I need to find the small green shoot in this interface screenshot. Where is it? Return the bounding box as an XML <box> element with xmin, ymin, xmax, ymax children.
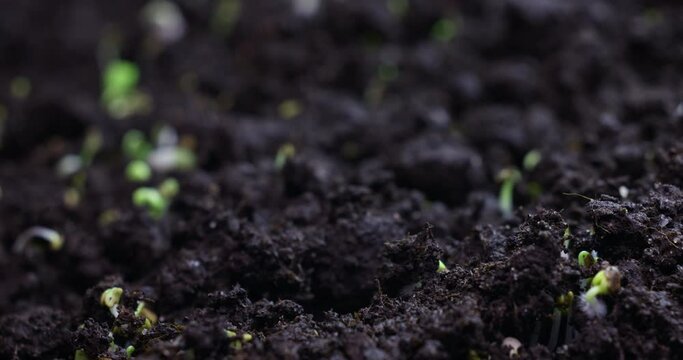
<box><xmin>13</xmin><ymin>226</ymin><xmax>64</xmax><ymax>254</ymax></box>
<box><xmin>126</xmin><ymin>160</ymin><xmax>152</xmax><ymax>182</ymax></box>
<box><xmin>148</xmin><ymin>146</ymin><xmax>196</xmax><ymax>172</ymax></box>
<box><xmin>431</xmin><ymin>17</ymin><xmax>459</xmax><ymax>43</ymax></box>
<box><xmin>126</xmin><ymin>345</ymin><xmax>135</xmax><ymax>358</ymax></box>
<box><xmin>159</xmin><ymin>178</ymin><xmax>180</xmax><ymax>199</ymax></box>
<box><xmin>278</xmin><ymin>99</ymin><xmax>302</xmax><ymax>119</ymax></box>
<box><xmin>522</xmin><ymin>150</ymin><xmax>542</xmax><ymax>171</ymax></box>
<box><xmin>101</xmin><ymin>60</ymin><xmax>151</xmax><ymax>118</ymax></box>
<box><xmin>562</xmin><ymin>227</ymin><xmax>571</xmax><ymax>248</ymax></box>
<box><xmin>274</xmin><ymin>143</ymin><xmax>296</xmax><ymax>170</ymax></box>
<box><xmin>225</xmin><ymin>329</ymin><xmax>253</xmax><ymax>350</ymax></box>
<box><xmin>100</xmin><ymin>287</ymin><xmax>124</xmax><ymax>318</ymax></box>
<box><xmin>133</xmin><ymin>178</ymin><xmax>180</xmax><ymax>219</ymax></box>
<box><xmin>497</xmin><ymin>168</ymin><xmax>521</xmax><ymax>217</ymax></box>
<box><xmin>133</xmin><ymin>187</ymin><xmax>166</xmax><ymax>219</ymax></box>
<box><xmin>74</xmin><ymin>349</ymin><xmax>88</xmax><ymax>360</ymax></box>
<box><xmin>577</xmin><ymin>250</ymin><xmax>595</xmax><ymax>268</ymax></box>
<box><xmin>580</xmin><ymin>266</ymin><xmax>621</xmax><ymax>317</ymax></box>
<box><xmin>437</xmin><ymin>260</ymin><xmax>448</xmax><ymax>273</ymax></box>
<box><xmin>10</xmin><ymin>76</ymin><xmax>31</xmax><ymax>99</ymax></box>
<box><xmin>122</xmin><ymin>130</ymin><xmax>153</xmax><ymax>160</ymax></box>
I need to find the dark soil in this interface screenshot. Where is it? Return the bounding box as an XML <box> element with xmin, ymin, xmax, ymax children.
<box><xmin>1</xmin><ymin>0</ymin><xmax>683</xmax><ymax>359</ymax></box>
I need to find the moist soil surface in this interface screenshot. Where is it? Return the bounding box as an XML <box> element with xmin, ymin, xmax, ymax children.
<box><xmin>1</xmin><ymin>0</ymin><xmax>683</xmax><ymax>359</ymax></box>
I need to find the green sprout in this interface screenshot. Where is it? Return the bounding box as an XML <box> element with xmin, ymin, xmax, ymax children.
<box><xmin>431</xmin><ymin>17</ymin><xmax>459</xmax><ymax>43</ymax></box>
<box><xmin>126</xmin><ymin>160</ymin><xmax>152</xmax><ymax>182</ymax></box>
<box><xmin>562</xmin><ymin>227</ymin><xmax>571</xmax><ymax>248</ymax></box>
<box><xmin>126</xmin><ymin>345</ymin><xmax>135</xmax><ymax>358</ymax></box>
<box><xmin>74</xmin><ymin>349</ymin><xmax>88</xmax><ymax>360</ymax></box>
<box><xmin>158</xmin><ymin>178</ymin><xmax>180</xmax><ymax>198</ymax></box>
<box><xmin>56</xmin><ymin>128</ymin><xmax>103</xmax><ymax>208</ymax></box>
<box><xmin>522</xmin><ymin>150</ymin><xmax>542</xmax><ymax>171</ymax></box>
<box><xmin>133</xmin><ymin>178</ymin><xmax>180</xmax><ymax>219</ymax></box>
<box><xmin>133</xmin><ymin>187</ymin><xmax>166</xmax><ymax>219</ymax></box>
<box><xmin>10</xmin><ymin>76</ymin><xmax>31</xmax><ymax>99</ymax></box>
<box><xmin>580</xmin><ymin>266</ymin><xmax>621</xmax><ymax>317</ymax></box>
<box><xmin>13</xmin><ymin>226</ymin><xmax>64</xmax><ymax>254</ymax></box>
<box><xmin>100</xmin><ymin>287</ymin><xmax>124</xmax><ymax>318</ymax></box>
<box><xmin>226</xmin><ymin>329</ymin><xmax>254</xmax><ymax>350</ymax></box>
<box><xmin>437</xmin><ymin>260</ymin><xmax>449</xmax><ymax>273</ymax></box>
<box><xmin>135</xmin><ymin>301</ymin><xmax>158</xmax><ymax>329</ymax></box>
<box><xmin>497</xmin><ymin>168</ymin><xmax>521</xmax><ymax>217</ymax></box>
<box><xmin>577</xmin><ymin>250</ymin><xmax>595</xmax><ymax>268</ymax></box>
<box><xmin>122</xmin><ymin>130</ymin><xmax>153</xmax><ymax>160</ymax></box>
<box><xmin>101</xmin><ymin>60</ymin><xmax>151</xmax><ymax>119</ymax></box>
<box><xmin>274</xmin><ymin>143</ymin><xmax>296</xmax><ymax>170</ymax></box>
<box><xmin>278</xmin><ymin>99</ymin><xmax>302</xmax><ymax>119</ymax></box>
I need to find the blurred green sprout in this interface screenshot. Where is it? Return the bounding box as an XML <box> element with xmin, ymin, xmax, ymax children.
<box><xmin>274</xmin><ymin>143</ymin><xmax>296</xmax><ymax>170</ymax></box>
<box><xmin>212</xmin><ymin>0</ymin><xmax>241</xmax><ymax>37</ymax></box>
<box><xmin>101</xmin><ymin>60</ymin><xmax>152</xmax><ymax>118</ymax></box>
<box><xmin>13</xmin><ymin>226</ymin><xmax>64</xmax><ymax>254</ymax></box>
<box><xmin>126</xmin><ymin>160</ymin><xmax>152</xmax><ymax>182</ymax></box>
<box><xmin>497</xmin><ymin>168</ymin><xmax>521</xmax><ymax>217</ymax></box>
<box><xmin>133</xmin><ymin>178</ymin><xmax>180</xmax><ymax>219</ymax></box>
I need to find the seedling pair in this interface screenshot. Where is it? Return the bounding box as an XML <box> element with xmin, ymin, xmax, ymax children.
<box><xmin>496</xmin><ymin>150</ymin><xmax>543</xmax><ymax>217</ymax></box>
<box><xmin>225</xmin><ymin>329</ymin><xmax>254</xmax><ymax>350</ymax></box>
<box><xmin>133</xmin><ymin>178</ymin><xmax>180</xmax><ymax>219</ymax></box>
<box><xmin>122</xmin><ymin>128</ymin><xmax>196</xmax><ymax>182</ymax></box>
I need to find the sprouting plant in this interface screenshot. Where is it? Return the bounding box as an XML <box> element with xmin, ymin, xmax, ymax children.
<box><xmin>101</xmin><ymin>60</ymin><xmax>151</xmax><ymax>119</ymax></box>
<box><xmin>437</xmin><ymin>260</ymin><xmax>448</xmax><ymax>273</ymax></box>
<box><xmin>125</xmin><ymin>345</ymin><xmax>135</xmax><ymax>358</ymax></box>
<box><xmin>577</xmin><ymin>250</ymin><xmax>595</xmax><ymax>268</ymax></box>
<box><xmin>135</xmin><ymin>301</ymin><xmax>158</xmax><ymax>330</ymax></box>
<box><xmin>133</xmin><ymin>187</ymin><xmax>166</xmax><ymax>219</ymax></box>
<box><xmin>501</xmin><ymin>337</ymin><xmax>522</xmax><ymax>358</ymax></box>
<box><xmin>126</xmin><ymin>160</ymin><xmax>152</xmax><ymax>182</ymax></box>
<box><xmin>133</xmin><ymin>178</ymin><xmax>180</xmax><ymax>219</ymax></box>
<box><xmin>122</xmin><ymin>130</ymin><xmax>153</xmax><ymax>160</ymax></box>
<box><xmin>13</xmin><ymin>226</ymin><xmax>64</xmax><ymax>254</ymax></box>
<box><xmin>147</xmin><ymin>146</ymin><xmax>196</xmax><ymax>172</ymax></box>
<box><xmin>274</xmin><ymin>143</ymin><xmax>296</xmax><ymax>170</ymax></box>
<box><xmin>497</xmin><ymin>168</ymin><xmax>521</xmax><ymax>217</ymax></box>
<box><xmin>55</xmin><ymin>128</ymin><xmax>103</xmax><ymax>207</ymax></box>
<box><xmin>562</xmin><ymin>227</ymin><xmax>571</xmax><ymax>248</ymax></box>
<box><xmin>278</xmin><ymin>99</ymin><xmax>302</xmax><ymax>119</ymax></box>
<box><xmin>226</xmin><ymin>329</ymin><xmax>254</xmax><ymax>350</ymax></box>
<box><xmin>580</xmin><ymin>266</ymin><xmax>621</xmax><ymax>318</ymax></box>
<box><xmin>100</xmin><ymin>287</ymin><xmax>124</xmax><ymax>318</ymax></box>
<box><xmin>74</xmin><ymin>349</ymin><xmax>88</xmax><ymax>360</ymax></box>
<box><xmin>522</xmin><ymin>150</ymin><xmax>542</xmax><ymax>171</ymax></box>
<box><xmin>158</xmin><ymin>178</ymin><xmax>180</xmax><ymax>198</ymax></box>
<box><xmin>431</xmin><ymin>17</ymin><xmax>459</xmax><ymax>43</ymax></box>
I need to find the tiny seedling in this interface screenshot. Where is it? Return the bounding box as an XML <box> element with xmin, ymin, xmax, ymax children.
<box><xmin>226</xmin><ymin>329</ymin><xmax>254</xmax><ymax>350</ymax></box>
<box><xmin>74</xmin><ymin>349</ymin><xmax>88</xmax><ymax>360</ymax></box>
<box><xmin>126</xmin><ymin>160</ymin><xmax>152</xmax><ymax>182</ymax></box>
<box><xmin>274</xmin><ymin>143</ymin><xmax>296</xmax><ymax>170</ymax></box>
<box><xmin>101</xmin><ymin>60</ymin><xmax>151</xmax><ymax>118</ymax></box>
<box><xmin>148</xmin><ymin>146</ymin><xmax>196</xmax><ymax>172</ymax></box>
<box><xmin>522</xmin><ymin>150</ymin><xmax>542</xmax><ymax>171</ymax></box>
<box><xmin>577</xmin><ymin>251</ymin><xmax>595</xmax><ymax>268</ymax></box>
<box><xmin>562</xmin><ymin>227</ymin><xmax>571</xmax><ymax>248</ymax></box>
<box><xmin>135</xmin><ymin>301</ymin><xmax>158</xmax><ymax>330</ymax></box>
<box><xmin>133</xmin><ymin>178</ymin><xmax>180</xmax><ymax>219</ymax></box>
<box><xmin>13</xmin><ymin>226</ymin><xmax>64</xmax><ymax>254</ymax></box>
<box><xmin>122</xmin><ymin>130</ymin><xmax>153</xmax><ymax>160</ymax></box>
<box><xmin>497</xmin><ymin>168</ymin><xmax>521</xmax><ymax>217</ymax></box>
<box><xmin>580</xmin><ymin>266</ymin><xmax>621</xmax><ymax>317</ymax></box>
<box><xmin>278</xmin><ymin>99</ymin><xmax>302</xmax><ymax>119</ymax></box>
<box><xmin>100</xmin><ymin>287</ymin><xmax>124</xmax><ymax>318</ymax></box>
<box><xmin>437</xmin><ymin>260</ymin><xmax>448</xmax><ymax>273</ymax></box>
<box><xmin>133</xmin><ymin>187</ymin><xmax>166</xmax><ymax>219</ymax></box>
<box><xmin>502</xmin><ymin>337</ymin><xmax>522</xmax><ymax>358</ymax></box>
<box><xmin>126</xmin><ymin>345</ymin><xmax>135</xmax><ymax>358</ymax></box>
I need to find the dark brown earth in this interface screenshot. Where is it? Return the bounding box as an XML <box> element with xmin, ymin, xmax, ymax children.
<box><xmin>1</xmin><ymin>0</ymin><xmax>683</xmax><ymax>359</ymax></box>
